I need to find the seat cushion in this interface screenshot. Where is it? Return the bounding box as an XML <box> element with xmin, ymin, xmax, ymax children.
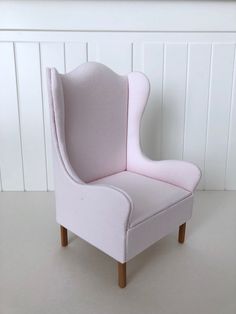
<box><xmin>91</xmin><ymin>171</ymin><xmax>192</xmax><ymax>228</ymax></box>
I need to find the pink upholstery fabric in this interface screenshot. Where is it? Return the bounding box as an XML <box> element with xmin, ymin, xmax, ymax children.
<box><xmin>92</xmin><ymin>171</ymin><xmax>191</xmax><ymax>228</ymax></box>
<box><xmin>127</xmin><ymin>72</ymin><xmax>201</xmax><ymax>192</ymax></box>
<box><xmin>47</xmin><ymin>66</ymin><xmax>133</xmax><ymax>262</ymax></box>
<box><xmin>51</xmin><ymin>62</ymin><xmax>128</xmax><ymax>183</ymax></box>
<box><xmin>47</xmin><ymin>62</ymin><xmax>201</xmax><ymax>264</ymax></box>
<box><xmin>126</xmin><ymin>195</ymin><xmax>193</xmax><ymax>260</ymax></box>
<box><xmin>52</xmin><ymin>152</ymin><xmax>132</xmax><ymax>262</ymax></box>
<box><xmin>48</xmin><ymin>68</ymin><xmax>82</xmax><ymax>184</ymax></box>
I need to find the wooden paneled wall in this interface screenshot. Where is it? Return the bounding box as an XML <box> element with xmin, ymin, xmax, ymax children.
<box><xmin>0</xmin><ymin>32</ymin><xmax>235</xmax><ymax>191</ymax></box>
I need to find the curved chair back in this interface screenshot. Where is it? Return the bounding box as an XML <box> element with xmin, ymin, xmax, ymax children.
<box><xmin>48</xmin><ymin>62</ymin><xmax>128</xmax><ymax>182</ymax></box>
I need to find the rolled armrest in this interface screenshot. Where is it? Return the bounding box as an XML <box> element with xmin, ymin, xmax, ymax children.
<box><xmin>127</xmin><ymin>71</ymin><xmax>201</xmax><ymax>193</ymax></box>
<box><xmin>54</xmin><ymin>156</ymin><xmax>133</xmax><ymax>233</ymax></box>
<box><xmin>53</xmin><ymin>154</ymin><xmax>132</xmax><ymax>262</ymax></box>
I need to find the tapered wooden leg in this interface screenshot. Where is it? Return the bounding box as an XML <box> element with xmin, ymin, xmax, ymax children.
<box><xmin>60</xmin><ymin>225</ymin><xmax>68</xmax><ymax>247</ymax></box>
<box><xmin>178</xmin><ymin>223</ymin><xmax>186</xmax><ymax>244</ymax></box>
<box><xmin>118</xmin><ymin>262</ymin><xmax>126</xmax><ymax>288</ymax></box>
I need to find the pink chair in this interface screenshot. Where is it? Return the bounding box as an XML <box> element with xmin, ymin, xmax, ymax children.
<box><xmin>47</xmin><ymin>62</ymin><xmax>201</xmax><ymax>288</ymax></box>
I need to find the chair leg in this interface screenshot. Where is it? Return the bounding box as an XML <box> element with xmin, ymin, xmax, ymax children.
<box><xmin>60</xmin><ymin>225</ymin><xmax>68</xmax><ymax>247</ymax></box>
<box><xmin>118</xmin><ymin>262</ymin><xmax>126</xmax><ymax>288</ymax></box>
<box><xmin>178</xmin><ymin>223</ymin><xmax>186</xmax><ymax>244</ymax></box>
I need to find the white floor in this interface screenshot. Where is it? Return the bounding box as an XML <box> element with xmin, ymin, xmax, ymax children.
<box><xmin>0</xmin><ymin>191</ymin><xmax>236</xmax><ymax>314</ymax></box>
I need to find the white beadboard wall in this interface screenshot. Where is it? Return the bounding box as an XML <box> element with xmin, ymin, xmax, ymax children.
<box><xmin>0</xmin><ymin>1</ymin><xmax>236</xmax><ymax>191</ymax></box>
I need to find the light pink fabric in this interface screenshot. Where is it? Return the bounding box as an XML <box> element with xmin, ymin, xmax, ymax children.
<box><xmin>47</xmin><ymin>66</ymin><xmax>133</xmax><ymax>262</ymax></box>
<box><xmin>127</xmin><ymin>72</ymin><xmax>201</xmax><ymax>192</ymax></box>
<box><xmin>52</xmin><ymin>62</ymin><xmax>128</xmax><ymax>183</ymax></box>
<box><xmin>48</xmin><ymin>68</ymin><xmax>82</xmax><ymax>183</ymax></box>
<box><xmin>47</xmin><ymin>62</ymin><xmax>201</xmax><ymax>263</ymax></box>
<box><xmin>127</xmin><ymin>196</ymin><xmax>193</xmax><ymax>260</ymax></box>
<box><xmin>53</xmin><ymin>151</ymin><xmax>132</xmax><ymax>262</ymax></box>
<box><xmin>92</xmin><ymin>171</ymin><xmax>191</xmax><ymax>228</ymax></box>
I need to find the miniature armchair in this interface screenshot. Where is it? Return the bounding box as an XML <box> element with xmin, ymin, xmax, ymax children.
<box><xmin>47</xmin><ymin>62</ymin><xmax>201</xmax><ymax>288</ymax></box>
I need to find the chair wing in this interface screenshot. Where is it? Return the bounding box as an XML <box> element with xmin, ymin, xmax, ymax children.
<box><xmin>127</xmin><ymin>72</ymin><xmax>201</xmax><ymax>192</ymax></box>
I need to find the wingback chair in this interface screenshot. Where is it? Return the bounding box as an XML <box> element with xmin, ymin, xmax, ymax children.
<box><xmin>47</xmin><ymin>62</ymin><xmax>201</xmax><ymax>288</ymax></box>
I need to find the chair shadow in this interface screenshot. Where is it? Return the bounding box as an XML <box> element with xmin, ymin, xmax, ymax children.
<box><xmin>128</xmin><ymin>234</ymin><xmax>179</xmax><ymax>282</ymax></box>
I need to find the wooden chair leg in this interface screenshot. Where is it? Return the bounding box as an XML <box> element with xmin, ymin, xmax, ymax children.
<box><xmin>118</xmin><ymin>262</ymin><xmax>126</xmax><ymax>288</ymax></box>
<box><xmin>60</xmin><ymin>225</ymin><xmax>68</xmax><ymax>247</ymax></box>
<box><xmin>178</xmin><ymin>223</ymin><xmax>186</xmax><ymax>244</ymax></box>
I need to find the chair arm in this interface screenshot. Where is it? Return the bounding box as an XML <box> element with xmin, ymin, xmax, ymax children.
<box><xmin>53</xmin><ymin>155</ymin><xmax>133</xmax><ymax>262</ymax></box>
<box><xmin>128</xmin><ymin>156</ymin><xmax>201</xmax><ymax>192</ymax></box>
<box><xmin>55</xmin><ymin>177</ymin><xmax>133</xmax><ymax>233</ymax></box>
<box><xmin>126</xmin><ymin>71</ymin><xmax>201</xmax><ymax>193</ymax></box>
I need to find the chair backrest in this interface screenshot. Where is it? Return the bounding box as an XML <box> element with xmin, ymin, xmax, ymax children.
<box><xmin>48</xmin><ymin>62</ymin><xmax>128</xmax><ymax>183</ymax></box>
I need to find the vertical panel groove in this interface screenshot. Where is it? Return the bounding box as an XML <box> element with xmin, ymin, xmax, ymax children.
<box><xmin>224</xmin><ymin>44</ymin><xmax>236</xmax><ymax>189</ymax></box>
<box><xmin>203</xmin><ymin>44</ymin><xmax>213</xmax><ymax>190</ymax></box>
<box><xmin>182</xmin><ymin>43</ymin><xmax>190</xmax><ymax>159</ymax></box>
<box><xmin>160</xmin><ymin>42</ymin><xmax>165</xmax><ymax>160</ymax></box>
<box><xmin>204</xmin><ymin>43</ymin><xmax>235</xmax><ymax>189</ymax></box>
<box><xmin>139</xmin><ymin>42</ymin><xmax>164</xmax><ymax>159</ymax></box>
<box><xmin>131</xmin><ymin>42</ymin><xmax>134</xmax><ymax>71</ymax></box>
<box><xmin>86</xmin><ymin>42</ymin><xmax>88</xmax><ymax>62</ymax></box>
<box><xmin>39</xmin><ymin>43</ymin><xmax>49</xmax><ymax>191</ymax></box>
<box><xmin>15</xmin><ymin>42</ymin><xmax>47</xmax><ymax>190</ymax></box>
<box><xmin>161</xmin><ymin>43</ymin><xmax>188</xmax><ymax>160</ymax></box>
<box><xmin>160</xmin><ymin>43</ymin><xmax>166</xmax><ymax>160</ymax></box>
<box><xmin>63</xmin><ymin>42</ymin><xmax>66</xmax><ymax>72</ymax></box>
<box><xmin>13</xmin><ymin>42</ymin><xmax>26</xmax><ymax>191</ymax></box>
